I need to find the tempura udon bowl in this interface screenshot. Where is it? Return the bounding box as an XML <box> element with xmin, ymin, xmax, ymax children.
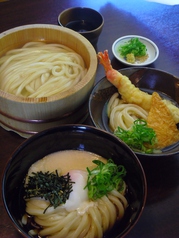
<box><xmin>2</xmin><ymin>125</ymin><xmax>147</xmax><ymax>238</ymax></box>
<box><xmin>89</xmin><ymin>67</ymin><xmax>179</xmax><ymax>157</ymax></box>
<box><xmin>0</xmin><ymin>24</ymin><xmax>97</xmax><ymax>138</ymax></box>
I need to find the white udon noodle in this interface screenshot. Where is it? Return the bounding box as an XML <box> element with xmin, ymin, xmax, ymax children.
<box><xmin>108</xmin><ymin>92</ymin><xmax>148</xmax><ymax>131</ymax></box>
<box><xmin>0</xmin><ymin>42</ymin><xmax>87</xmax><ymax>98</ymax></box>
<box><xmin>24</xmin><ymin>189</ymin><xmax>128</xmax><ymax>238</ymax></box>
<box><xmin>22</xmin><ymin>150</ymin><xmax>128</xmax><ymax>238</ymax></box>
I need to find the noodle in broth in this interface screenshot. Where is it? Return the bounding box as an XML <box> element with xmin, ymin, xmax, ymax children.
<box><xmin>23</xmin><ymin>150</ymin><xmax>128</xmax><ymax>238</ymax></box>
<box><xmin>108</xmin><ymin>92</ymin><xmax>148</xmax><ymax>131</ymax></box>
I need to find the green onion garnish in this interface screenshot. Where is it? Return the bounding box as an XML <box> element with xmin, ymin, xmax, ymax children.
<box><xmin>114</xmin><ymin>119</ymin><xmax>157</xmax><ymax>153</ymax></box>
<box><xmin>118</xmin><ymin>37</ymin><xmax>147</xmax><ymax>57</ymax></box>
<box><xmin>85</xmin><ymin>159</ymin><xmax>126</xmax><ymax>200</ymax></box>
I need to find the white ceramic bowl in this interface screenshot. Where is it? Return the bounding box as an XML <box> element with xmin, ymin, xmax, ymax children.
<box><xmin>112</xmin><ymin>35</ymin><xmax>159</xmax><ymax>66</ymax></box>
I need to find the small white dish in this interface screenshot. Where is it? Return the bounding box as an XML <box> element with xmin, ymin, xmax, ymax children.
<box><xmin>112</xmin><ymin>35</ymin><xmax>159</xmax><ymax>66</ymax></box>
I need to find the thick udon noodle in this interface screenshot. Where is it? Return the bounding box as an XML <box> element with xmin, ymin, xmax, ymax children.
<box><xmin>108</xmin><ymin>92</ymin><xmax>148</xmax><ymax>131</ymax></box>
<box><xmin>25</xmin><ymin>190</ymin><xmax>127</xmax><ymax>238</ymax></box>
<box><xmin>0</xmin><ymin>42</ymin><xmax>87</xmax><ymax>98</ymax></box>
<box><xmin>23</xmin><ymin>150</ymin><xmax>128</xmax><ymax>238</ymax></box>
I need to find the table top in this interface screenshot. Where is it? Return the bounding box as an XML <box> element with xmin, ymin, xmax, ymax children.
<box><xmin>0</xmin><ymin>0</ymin><xmax>179</xmax><ymax>237</ymax></box>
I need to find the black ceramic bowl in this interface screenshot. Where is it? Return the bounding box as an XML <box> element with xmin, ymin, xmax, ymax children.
<box><xmin>89</xmin><ymin>67</ymin><xmax>179</xmax><ymax>157</ymax></box>
<box><xmin>2</xmin><ymin>125</ymin><xmax>147</xmax><ymax>238</ymax></box>
<box><xmin>58</xmin><ymin>7</ymin><xmax>104</xmax><ymax>46</ymax></box>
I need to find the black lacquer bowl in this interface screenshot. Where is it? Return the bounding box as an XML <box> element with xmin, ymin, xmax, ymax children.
<box><xmin>2</xmin><ymin>125</ymin><xmax>147</xmax><ymax>238</ymax></box>
<box><xmin>89</xmin><ymin>67</ymin><xmax>179</xmax><ymax>157</ymax></box>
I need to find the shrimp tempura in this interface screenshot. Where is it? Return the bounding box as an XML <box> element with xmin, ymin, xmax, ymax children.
<box><xmin>98</xmin><ymin>50</ymin><xmax>179</xmax><ymax>124</ymax></box>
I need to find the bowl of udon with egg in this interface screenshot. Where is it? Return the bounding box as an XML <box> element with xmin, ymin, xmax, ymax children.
<box><xmin>89</xmin><ymin>50</ymin><xmax>179</xmax><ymax>157</ymax></box>
<box><xmin>2</xmin><ymin>125</ymin><xmax>147</xmax><ymax>238</ymax></box>
<box><xmin>0</xmin><ymin>24</ymin><xmax>97</xmax><ymax>138</ymax></box>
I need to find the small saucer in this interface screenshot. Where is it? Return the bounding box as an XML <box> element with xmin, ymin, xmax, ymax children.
<box><xmin>112</xmin><ymin>35</ymin><xmax>159</xmax><ymax>66</ymax></box>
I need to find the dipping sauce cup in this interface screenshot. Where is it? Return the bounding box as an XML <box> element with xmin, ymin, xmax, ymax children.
<box><xmin>58</xmin><ymin>7</ymin><xmax>104</xmax><ymax>46</ymax></box>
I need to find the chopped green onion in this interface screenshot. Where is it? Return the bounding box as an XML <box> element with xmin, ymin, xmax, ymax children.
<box><xmin>118</xmin><ymin>37</ymin><xmax>147</xmax><ymax>57</ymax></box>
<box><xmin>85</xmin><ymin>159</ymin><xmax>126</xmax><ymax>200</ymax></box>
<box><xmin>114</xmin><ymin>119</ymin><xmax>157</xmax><ymax>153</ymax></box>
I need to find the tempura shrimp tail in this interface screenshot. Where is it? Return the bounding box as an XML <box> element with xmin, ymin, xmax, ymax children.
<box><xmin>97</xmin><ymin>50</ymin><xmax>179</xmax><ymax>124</ymax></box>
<box><xmin>97</xmin><ymin>50</ymin><xmax>152</xmax><ymax>111</ymax></box>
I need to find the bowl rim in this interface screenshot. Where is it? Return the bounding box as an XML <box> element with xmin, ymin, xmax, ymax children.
<box><xmin>2</xmin><ymin>124</ymin><xmax>147</xmax><ymax>238</ymax></box>
<box><xmin>0</xmin><ymin>24</ymin><xmax>97</xmax><ymax>103</ymax></box>
<box><xmin>112</xmin><ymin>35</ymin><xmax>159</xmax><ymax>66</ymax></box>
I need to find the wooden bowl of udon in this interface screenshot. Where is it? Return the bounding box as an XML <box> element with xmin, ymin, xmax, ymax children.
<box><xmin>0</xmin><ymin>24</ymin><xmax>97</xmax><ymax>138</ymax></box>
<box><xmin>2</xmin><ymin>125</ymin><xmax>147</xmax><ymax>238</ymax></box>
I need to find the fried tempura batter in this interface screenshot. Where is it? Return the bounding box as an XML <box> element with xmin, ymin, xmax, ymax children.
<box><xmin>147</xmin><ymin>92</ymin><xmax>179</xmax><ymax>149</ymax></box>
<box><xmin>98</xmin><ymin>50</ymin><xmax>179</xmax><ymax>124</ymax></box>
